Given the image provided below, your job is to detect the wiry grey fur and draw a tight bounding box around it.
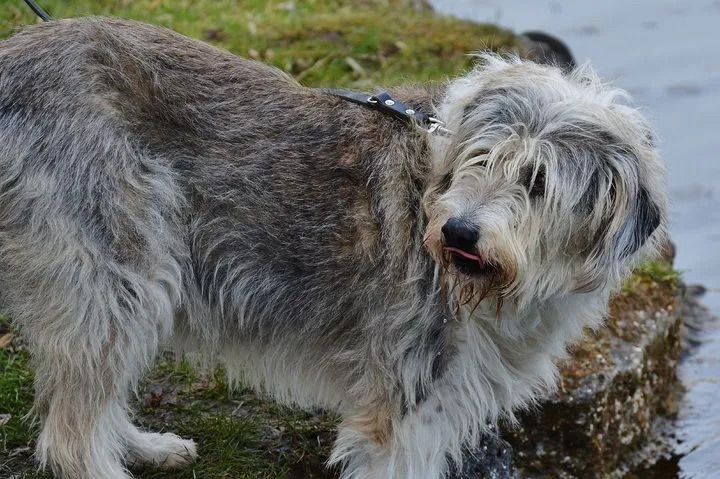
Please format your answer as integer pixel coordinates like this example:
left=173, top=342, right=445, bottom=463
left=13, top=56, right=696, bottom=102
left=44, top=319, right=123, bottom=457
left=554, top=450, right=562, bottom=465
left=0, top=17, right=667, bottom=479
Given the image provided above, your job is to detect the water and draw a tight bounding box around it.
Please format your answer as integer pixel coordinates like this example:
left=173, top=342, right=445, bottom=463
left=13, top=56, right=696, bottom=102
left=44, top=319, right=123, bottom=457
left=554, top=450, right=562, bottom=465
left=429, top=0, right=720, bottom=476
left=677, top=319, right=720, bottom=476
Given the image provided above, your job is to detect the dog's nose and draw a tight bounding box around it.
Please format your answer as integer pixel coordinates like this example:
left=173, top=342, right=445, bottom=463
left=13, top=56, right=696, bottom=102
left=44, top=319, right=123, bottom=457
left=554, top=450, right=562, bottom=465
left=442, top=218, right=479, bottom=251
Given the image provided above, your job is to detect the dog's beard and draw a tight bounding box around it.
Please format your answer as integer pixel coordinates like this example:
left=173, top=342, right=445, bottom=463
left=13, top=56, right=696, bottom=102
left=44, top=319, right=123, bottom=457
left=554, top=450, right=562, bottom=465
left=442, top=268, right=496, bottom=318
left=425, top=231, right=517, bottom=318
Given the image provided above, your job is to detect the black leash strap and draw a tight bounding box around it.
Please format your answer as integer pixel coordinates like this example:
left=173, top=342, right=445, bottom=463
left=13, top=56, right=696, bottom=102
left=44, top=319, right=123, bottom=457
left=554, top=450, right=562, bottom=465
left=325, top=89, right=453, bottom=137
left=22, top=0, right=53, bottom=21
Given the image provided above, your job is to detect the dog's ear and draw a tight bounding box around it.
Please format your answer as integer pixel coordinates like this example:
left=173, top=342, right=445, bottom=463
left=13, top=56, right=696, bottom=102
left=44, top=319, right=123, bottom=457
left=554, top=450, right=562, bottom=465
left=616, top=185, right=661, bottom=258
left=574, top=184, right=661, bottom=292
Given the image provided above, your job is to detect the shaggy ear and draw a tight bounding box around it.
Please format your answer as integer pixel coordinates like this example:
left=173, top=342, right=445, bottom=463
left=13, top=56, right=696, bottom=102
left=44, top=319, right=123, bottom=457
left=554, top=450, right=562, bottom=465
left=616, top=185, right=661, bottom=258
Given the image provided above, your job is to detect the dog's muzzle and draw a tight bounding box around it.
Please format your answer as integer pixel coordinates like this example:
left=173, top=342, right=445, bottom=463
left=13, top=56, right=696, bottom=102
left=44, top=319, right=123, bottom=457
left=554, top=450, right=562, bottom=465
left=442, top=218, right=493, bottom=277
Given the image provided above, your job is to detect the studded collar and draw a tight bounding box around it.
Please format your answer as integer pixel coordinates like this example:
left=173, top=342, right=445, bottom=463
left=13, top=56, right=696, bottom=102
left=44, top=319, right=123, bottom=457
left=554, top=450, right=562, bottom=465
left=324, top=89, right=453, bottom=137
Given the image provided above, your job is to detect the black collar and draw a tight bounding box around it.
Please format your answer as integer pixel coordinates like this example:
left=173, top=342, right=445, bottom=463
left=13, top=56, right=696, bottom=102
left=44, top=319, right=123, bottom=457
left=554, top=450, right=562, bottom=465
left=324, top=89, right=453, bottom=137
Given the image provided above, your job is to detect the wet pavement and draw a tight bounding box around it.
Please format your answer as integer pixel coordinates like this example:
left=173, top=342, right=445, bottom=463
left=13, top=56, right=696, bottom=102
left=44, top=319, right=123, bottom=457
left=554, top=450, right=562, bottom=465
left=429, top=0, right=720, bottom=477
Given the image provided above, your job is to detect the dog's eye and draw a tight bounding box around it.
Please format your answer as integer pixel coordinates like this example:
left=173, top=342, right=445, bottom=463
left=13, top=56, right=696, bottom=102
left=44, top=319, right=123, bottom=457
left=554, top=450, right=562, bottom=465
left=469, top=149, right=490, bottom=168
left=437, top=171, right=453, bottom=193
left=530, top=172, right=545, bottom=197
left=473, top=159, right=488, bottom=169
left=523, top=166, right=546, bottom=198
left=472, top=149, right=490, bottom=159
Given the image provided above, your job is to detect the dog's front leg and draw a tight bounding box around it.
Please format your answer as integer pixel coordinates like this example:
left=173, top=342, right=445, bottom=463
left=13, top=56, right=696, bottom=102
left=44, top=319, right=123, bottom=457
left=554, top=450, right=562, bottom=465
left=330, top=323, right=502, bottom=479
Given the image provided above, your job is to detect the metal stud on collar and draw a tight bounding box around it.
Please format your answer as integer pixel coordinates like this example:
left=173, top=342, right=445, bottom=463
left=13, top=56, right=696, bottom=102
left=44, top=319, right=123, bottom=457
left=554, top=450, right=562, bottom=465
left=427, top=119, right=453, bottom=137
left=324, top=88, right=455, bottom=137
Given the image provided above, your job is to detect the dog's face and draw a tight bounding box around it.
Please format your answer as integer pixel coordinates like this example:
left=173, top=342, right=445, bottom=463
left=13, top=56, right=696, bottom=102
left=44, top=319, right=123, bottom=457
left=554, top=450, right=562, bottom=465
left=424, top=56, right=666, bottom=309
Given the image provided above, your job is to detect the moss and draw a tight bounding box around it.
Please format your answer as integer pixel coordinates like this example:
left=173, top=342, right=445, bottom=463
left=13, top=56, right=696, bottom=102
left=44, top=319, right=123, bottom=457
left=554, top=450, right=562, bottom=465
left=557, top=259, right=679, bottom=390
left=611, top=259, right=679, bottom=342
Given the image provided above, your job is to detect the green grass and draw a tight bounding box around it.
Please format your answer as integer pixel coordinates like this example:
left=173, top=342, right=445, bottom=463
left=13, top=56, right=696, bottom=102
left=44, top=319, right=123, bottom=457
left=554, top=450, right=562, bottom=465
left=0, top=0, right=519, bottom=89
left=622, top=259, right=680, bottom=293
left=634, top=259, right=680, bottom=285
left=0, top=339, right=340, bottom=478
left=129, top=358, right=340, bottom=478
left=0, top=2, right=521, bottom=477
left=0, top=316, right=45, bottom=478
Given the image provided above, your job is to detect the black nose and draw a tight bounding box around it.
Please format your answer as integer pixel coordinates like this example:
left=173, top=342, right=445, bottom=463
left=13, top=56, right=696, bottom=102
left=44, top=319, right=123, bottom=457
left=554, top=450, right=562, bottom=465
left=442, top=218, right=479, bottom=251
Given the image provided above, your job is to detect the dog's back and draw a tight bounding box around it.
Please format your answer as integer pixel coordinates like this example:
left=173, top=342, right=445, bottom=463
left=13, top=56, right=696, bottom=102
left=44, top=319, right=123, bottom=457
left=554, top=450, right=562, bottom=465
left=0, top=16, right=388, bottom=330
left=0, top=18, right=191, bottom=320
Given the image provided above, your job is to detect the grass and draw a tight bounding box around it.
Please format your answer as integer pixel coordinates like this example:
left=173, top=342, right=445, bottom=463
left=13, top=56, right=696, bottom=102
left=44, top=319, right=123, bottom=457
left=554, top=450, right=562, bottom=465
left=623, top=259, right=680, bottom=292
left=0, top=1, right=520, bottom=477
left=129, top=359, right=340, bottom=478
left=0, top=336, right=341, bottom=478
left=0, top=316, right=43, bottom=478
left=0, top=0, right=518, bottom=89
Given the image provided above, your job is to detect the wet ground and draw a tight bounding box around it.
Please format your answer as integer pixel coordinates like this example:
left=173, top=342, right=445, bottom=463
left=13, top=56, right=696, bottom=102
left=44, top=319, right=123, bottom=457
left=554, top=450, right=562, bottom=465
left=429, top=0, right=720, bottom=477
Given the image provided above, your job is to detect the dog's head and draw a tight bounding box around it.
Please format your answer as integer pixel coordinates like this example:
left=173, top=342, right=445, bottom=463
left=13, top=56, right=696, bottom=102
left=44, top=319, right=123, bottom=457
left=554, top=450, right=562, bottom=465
left=423, top=55, right=667, bottom=310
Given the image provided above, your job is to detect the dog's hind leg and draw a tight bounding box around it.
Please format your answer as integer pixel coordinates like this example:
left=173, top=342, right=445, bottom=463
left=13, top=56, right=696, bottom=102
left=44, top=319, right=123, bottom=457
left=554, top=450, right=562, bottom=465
left=13, top=257, right=186, bottom=479
left=0, top=144, right=188, bottom=477
left=6, top=264, right=168, bottom=478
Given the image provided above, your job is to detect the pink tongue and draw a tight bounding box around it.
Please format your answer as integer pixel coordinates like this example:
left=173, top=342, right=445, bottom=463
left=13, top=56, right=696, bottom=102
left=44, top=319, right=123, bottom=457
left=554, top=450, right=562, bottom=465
left=444, top=247, right=484, bottom=265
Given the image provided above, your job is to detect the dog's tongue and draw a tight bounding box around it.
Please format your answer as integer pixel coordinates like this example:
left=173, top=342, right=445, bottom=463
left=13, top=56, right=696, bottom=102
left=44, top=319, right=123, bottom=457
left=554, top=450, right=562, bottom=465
left=444, top=247, right=484, bottom=265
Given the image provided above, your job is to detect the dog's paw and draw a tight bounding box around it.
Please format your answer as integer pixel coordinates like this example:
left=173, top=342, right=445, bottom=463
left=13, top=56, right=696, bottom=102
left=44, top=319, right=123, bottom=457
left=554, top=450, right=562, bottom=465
left=126, top=432, right=198, bottom=470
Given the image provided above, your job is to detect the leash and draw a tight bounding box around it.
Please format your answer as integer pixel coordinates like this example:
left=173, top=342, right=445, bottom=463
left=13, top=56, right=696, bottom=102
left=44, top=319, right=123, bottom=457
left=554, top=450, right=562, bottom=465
left=325, top=89, right=453, bottom=137
left=19, top=1, right=451, bottom=138
left=22, top=0, right=53, bottom=21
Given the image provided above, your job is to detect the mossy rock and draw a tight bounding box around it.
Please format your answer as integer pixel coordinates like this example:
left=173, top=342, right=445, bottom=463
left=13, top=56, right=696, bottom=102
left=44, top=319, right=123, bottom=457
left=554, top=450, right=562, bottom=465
left=503, top=261, right=683, bottom=478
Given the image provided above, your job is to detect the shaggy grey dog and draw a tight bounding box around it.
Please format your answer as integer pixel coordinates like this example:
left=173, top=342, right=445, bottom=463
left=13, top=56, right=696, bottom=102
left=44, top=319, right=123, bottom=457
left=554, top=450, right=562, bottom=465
left=0, top=17, right=666, bottom=479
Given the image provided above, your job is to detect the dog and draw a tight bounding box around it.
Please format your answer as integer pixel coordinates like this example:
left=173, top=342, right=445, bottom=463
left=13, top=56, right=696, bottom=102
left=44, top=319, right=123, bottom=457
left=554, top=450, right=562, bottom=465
left=0, top=17, right=666, bottom=479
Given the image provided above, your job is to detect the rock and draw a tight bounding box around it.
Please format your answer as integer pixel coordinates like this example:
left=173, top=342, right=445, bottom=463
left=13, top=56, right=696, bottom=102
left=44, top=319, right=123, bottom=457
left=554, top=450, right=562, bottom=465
left=451, top=428, right=516, bottom=479
left=678, top=284, right=714, bottom=349
left=408, top=0, right=434, bottom=12
left=502, top=267, right=683, bottom=477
